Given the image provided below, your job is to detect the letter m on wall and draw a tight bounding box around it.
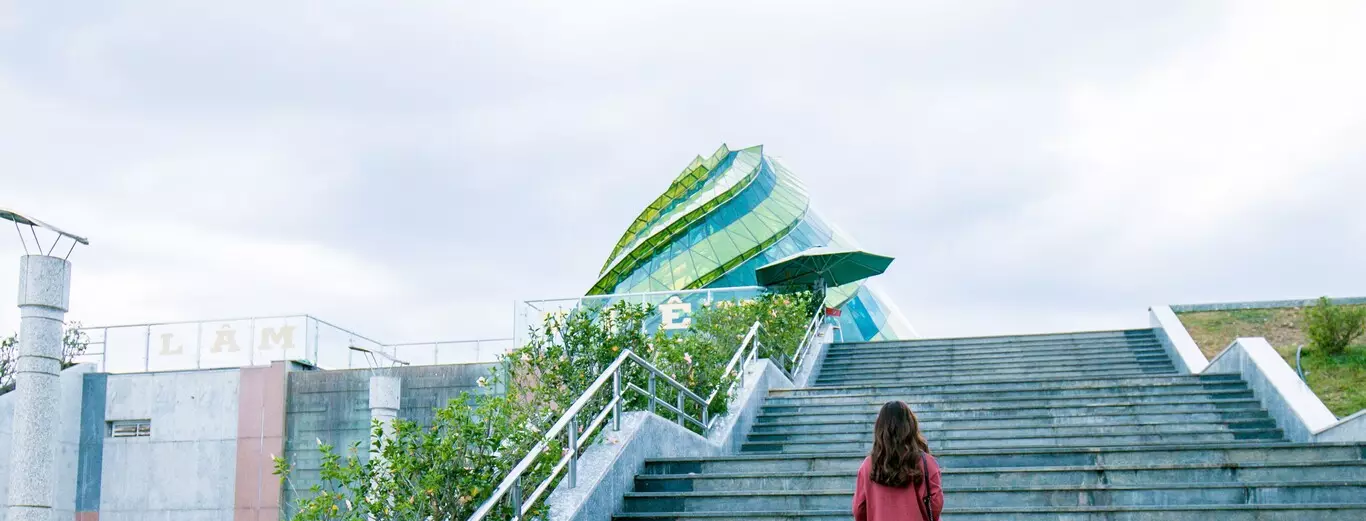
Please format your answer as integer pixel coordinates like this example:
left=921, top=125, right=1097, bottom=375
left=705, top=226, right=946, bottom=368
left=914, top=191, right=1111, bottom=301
left=259, top=325, right=296, bottom=351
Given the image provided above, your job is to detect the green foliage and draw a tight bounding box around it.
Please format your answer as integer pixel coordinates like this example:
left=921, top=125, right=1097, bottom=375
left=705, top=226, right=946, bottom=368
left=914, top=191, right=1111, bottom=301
left=1304, top=297, right=1366, bottom=356
left=277, top=390, right=553, bottom=521
left=277, top=295, right=816, bottom=521
left=1297, top=345, right=1366, bottom=417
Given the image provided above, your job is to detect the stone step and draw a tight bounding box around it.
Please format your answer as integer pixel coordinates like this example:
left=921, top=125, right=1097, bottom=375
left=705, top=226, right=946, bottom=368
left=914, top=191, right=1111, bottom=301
left=831, top=329, right=1159, bottom=350
left=614, top=504, right=1366, bottom=521
left=822, top=342, right=1167, bottom=363
left=823, top=339, right=1167, bottom=359
left=643, top=443, right=1366, bottom=474
left=817, top=354, right=1171, bottom=375
left=828, top=336, right=1161, bottom=355
left=768, top=374, right=1245, bottom=398
left=815, top=359, right=1176, bottom=381
left=621, top=482, right=1366, bottom=512
left=760, top=389, right=1256, bottom=415
left=821, top=349, right=1168, bottom=369
left=747, top=420, right=1279, bottom=444
left=754, top=398, right=1267, bottom=424
left=633, top=461, right=1366, bottom=492
left=740, top=429, right=1285, bottom=453
left=763, top=381, right=1252, bottom=407
left=815, top=365, right=1177, bottom=386
left=817, top=354, right=1174, bottom=376
left=751, top=410, right=1274, bottom=435
left=800, top=370, right=1200, bottom=391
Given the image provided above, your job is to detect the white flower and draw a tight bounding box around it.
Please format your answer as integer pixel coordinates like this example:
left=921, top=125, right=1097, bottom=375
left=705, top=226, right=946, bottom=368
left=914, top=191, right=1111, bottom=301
left=524, top=420, right=540, bottom=434
left=683, top=353, right=693, bottom=365
left=521, top=353, right=532, bottom=362
left=477, top=376, right=489, bottom=388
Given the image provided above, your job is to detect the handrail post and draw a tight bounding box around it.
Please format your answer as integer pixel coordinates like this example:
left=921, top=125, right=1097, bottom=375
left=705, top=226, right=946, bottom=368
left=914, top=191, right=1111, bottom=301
left=510, top=475, right=523, bottom=520
left=612, top=367, right=622, bottom=431
left=676, top=391, right=685, bottom=426
left=567, top=417, right=579, bottom=488
left=648, top=373, right=656, bottom=414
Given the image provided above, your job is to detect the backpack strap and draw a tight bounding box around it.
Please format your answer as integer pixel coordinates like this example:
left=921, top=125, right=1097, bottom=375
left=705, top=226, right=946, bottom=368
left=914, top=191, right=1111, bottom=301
left=916, top=454, right=935, bottom=521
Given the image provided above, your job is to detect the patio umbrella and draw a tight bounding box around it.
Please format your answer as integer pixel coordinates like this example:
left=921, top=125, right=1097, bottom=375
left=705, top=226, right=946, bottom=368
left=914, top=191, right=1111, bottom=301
left=755, top=247, right=894, bottom=291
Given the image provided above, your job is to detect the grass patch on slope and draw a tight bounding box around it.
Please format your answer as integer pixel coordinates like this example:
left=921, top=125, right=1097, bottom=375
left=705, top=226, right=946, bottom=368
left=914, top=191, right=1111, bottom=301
left=1178, top=305, right=1366, bottom=418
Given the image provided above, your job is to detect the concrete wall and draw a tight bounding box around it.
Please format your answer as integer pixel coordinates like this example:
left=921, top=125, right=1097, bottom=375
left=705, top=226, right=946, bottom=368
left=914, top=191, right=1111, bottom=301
left=97, top=368, right=242, bottom=521
left=234, top=362, right=289, bottom=521
left=0, top=364, right=90, bottom=521
left=281, top=363, right=497, bottom=517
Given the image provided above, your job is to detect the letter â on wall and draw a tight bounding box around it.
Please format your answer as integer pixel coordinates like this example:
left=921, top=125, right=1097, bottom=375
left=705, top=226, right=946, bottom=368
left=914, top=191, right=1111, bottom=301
left=211, top=326, right=242, bottom=353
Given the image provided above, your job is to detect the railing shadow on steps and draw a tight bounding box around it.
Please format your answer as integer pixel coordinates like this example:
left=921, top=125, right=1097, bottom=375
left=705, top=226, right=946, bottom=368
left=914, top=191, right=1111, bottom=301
left=467, top=320, right=766, bottom=521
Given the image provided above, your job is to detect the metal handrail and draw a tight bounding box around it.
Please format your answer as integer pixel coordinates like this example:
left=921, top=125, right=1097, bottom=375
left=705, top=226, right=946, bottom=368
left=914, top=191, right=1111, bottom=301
left=1296, top=344, right=1309, bottom=382
left=704, top=321, right=763, bottom=418
left=469, top=320, right=764, bottom=521
left=787, top=308, right=827, bottom=374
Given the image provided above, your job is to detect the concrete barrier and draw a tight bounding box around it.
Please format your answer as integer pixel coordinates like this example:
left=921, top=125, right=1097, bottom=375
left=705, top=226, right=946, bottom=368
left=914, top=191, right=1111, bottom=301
left=792, top=322, right=836, bottom=388
left=1149, top=305, right=1209, bottom=374
left=1150, top=305, right=1366, bottom=443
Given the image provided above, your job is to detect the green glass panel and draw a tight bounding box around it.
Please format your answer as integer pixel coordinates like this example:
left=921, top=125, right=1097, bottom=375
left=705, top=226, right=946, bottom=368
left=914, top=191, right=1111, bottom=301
left=737, top=211, right=776, bottom=240
left=690, top=233, right=719, bottom=264
left=694, top=235, right=721, bottom=266
left=708, top=232, right=741, bottom=263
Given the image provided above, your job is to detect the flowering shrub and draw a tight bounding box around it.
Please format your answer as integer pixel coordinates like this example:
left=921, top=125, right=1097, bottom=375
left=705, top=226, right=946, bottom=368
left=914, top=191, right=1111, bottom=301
left=277, top=292, right=816, bottom=521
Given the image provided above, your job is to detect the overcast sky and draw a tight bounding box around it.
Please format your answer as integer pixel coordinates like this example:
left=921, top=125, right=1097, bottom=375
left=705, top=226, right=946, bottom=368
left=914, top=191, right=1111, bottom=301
left=2, top=1, right=1365, bottom=344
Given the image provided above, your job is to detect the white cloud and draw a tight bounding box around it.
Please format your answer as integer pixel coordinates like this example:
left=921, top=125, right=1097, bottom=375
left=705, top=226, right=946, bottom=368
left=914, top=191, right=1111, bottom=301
left=0, top=219, right=401, bottom=334
left=1, top=0, right=1364, bottom=344
left=1051, top=0, right=1366, bottom=251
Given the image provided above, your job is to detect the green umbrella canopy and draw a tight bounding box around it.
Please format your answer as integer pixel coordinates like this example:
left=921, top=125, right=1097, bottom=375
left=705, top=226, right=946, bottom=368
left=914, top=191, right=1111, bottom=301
left=755, top=247, right=894, bottom=289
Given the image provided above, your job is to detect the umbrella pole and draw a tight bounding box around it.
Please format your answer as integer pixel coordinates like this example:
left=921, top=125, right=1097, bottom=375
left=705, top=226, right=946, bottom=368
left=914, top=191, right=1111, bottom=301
left=815, top=278, right=827, bottom=312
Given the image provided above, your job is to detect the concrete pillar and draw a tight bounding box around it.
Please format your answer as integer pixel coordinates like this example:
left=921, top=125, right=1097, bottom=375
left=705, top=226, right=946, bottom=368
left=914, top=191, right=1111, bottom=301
left=7, top=255, right=72, bottom=521
left=368, top=376, right=401, bottom=447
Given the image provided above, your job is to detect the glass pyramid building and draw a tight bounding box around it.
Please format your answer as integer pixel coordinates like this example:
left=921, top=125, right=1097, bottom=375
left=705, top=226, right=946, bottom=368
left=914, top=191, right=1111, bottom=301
left=589, top=144, right=915, bottom=341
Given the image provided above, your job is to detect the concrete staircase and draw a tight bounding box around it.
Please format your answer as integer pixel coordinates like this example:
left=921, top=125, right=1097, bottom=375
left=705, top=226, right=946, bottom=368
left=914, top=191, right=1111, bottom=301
left=615, top=329, right=1366, bottom=520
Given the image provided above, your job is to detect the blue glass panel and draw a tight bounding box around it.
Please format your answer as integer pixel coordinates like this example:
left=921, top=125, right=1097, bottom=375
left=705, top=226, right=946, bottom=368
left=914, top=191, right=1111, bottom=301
left=842, top=292, right=878, bottom=342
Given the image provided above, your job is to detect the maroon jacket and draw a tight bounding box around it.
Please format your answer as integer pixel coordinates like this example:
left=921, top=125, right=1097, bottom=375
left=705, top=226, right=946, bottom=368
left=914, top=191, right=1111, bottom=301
left=852, top=454, right=944, bottom=521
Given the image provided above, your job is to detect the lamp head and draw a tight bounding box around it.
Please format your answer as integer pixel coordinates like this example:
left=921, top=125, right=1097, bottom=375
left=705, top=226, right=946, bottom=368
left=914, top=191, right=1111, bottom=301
left=1, top=206, right=89, bottom=259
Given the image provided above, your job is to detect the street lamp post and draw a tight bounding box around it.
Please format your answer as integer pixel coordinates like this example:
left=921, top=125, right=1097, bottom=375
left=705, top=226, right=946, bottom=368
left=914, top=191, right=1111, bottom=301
left=1, top=208, right=88, bottom=521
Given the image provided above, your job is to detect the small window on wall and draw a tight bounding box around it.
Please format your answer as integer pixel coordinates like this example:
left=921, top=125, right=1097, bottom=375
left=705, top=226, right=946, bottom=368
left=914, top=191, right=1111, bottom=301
left=108, top=420, right=151, bottom=438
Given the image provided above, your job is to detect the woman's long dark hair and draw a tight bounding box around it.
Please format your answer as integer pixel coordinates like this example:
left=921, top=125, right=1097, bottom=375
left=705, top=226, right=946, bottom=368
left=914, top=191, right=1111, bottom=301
left=869, top=401, right=930, bottom=488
